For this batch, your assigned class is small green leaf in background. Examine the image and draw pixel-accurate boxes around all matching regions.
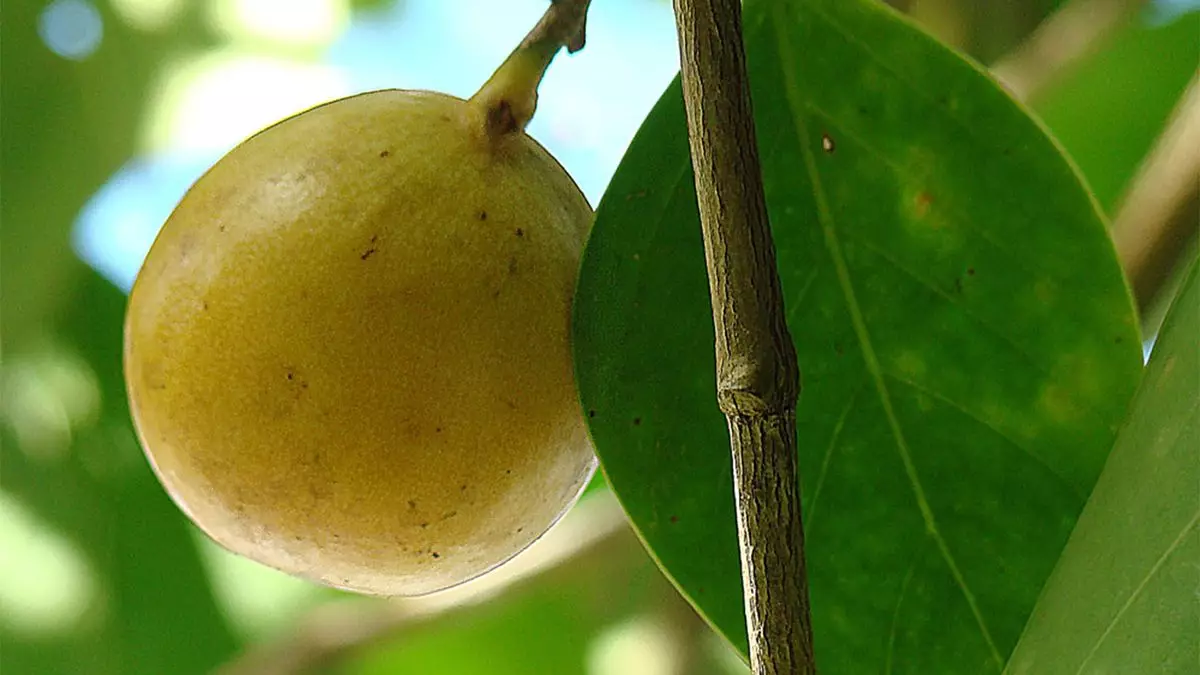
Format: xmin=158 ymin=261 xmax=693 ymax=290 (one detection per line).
xmin=1005 ymin=258 xmax=1199 ymax=674
xmin=574 ymin=0 xmax=1142 ymax=672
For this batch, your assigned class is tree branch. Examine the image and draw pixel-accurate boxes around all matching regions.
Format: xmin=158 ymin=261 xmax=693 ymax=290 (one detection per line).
xmin=1111 ymin=75 xmax=1200 ymax=312
xmin=671 ymin=1 xmax=815 ymax=674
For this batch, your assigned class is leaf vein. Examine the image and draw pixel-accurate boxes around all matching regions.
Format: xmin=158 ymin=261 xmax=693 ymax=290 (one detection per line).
xmin=883 ymin=370 xmax=1085 ymax=500
xmin=1074 ymin=511 xmax=1200 ymax=674
xmin=772 ymin=3 xmax=1003 ymax=669
xmin=802 ymin=379 xmax=864 ymax=532
xmin=885 ymin=550 xmax=923 ymax=675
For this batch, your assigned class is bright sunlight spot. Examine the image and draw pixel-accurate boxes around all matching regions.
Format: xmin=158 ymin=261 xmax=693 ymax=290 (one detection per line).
xmin=207 ymin=0 xmax=350 ymax=47
xmin=109 ymin=0 xmax=186 ymax=32
xmin=587 ymin=615 xmax=682 ymax=675
xmin=0 ymin=495 xmax=98 ymax=636
xmin=141 ymin=48 xmax=349 ymax=155
xmin=1 ymin=350 xmax=101 ymax=462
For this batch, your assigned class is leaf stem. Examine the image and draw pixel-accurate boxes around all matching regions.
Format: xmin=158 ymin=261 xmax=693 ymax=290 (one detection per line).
xmin=670 ymin=1 xmax=816 ymax=673
xmin=468 ymin=0 xmax=592 ymax=137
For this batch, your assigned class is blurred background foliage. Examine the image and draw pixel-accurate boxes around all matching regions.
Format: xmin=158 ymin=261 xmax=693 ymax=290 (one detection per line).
xmin=1 ymin=0 xmax=1196 ymax=673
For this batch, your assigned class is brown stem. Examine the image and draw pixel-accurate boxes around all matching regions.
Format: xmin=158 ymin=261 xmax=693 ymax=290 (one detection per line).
xmin=1112 ymin=75 xmax=1200 ymax=313
xmin=523 ymin=0 xmax=593 ymax=53
xmin=671 ymin=1 xmax=816 ymax=674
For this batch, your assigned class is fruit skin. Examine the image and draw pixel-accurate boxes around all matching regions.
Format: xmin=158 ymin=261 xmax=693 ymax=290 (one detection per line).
xmin=124 ymin=89 xmax=596 ymax=596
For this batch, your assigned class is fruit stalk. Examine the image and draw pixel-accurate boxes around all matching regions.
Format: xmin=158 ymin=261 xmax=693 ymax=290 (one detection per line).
xmin=671 ymin=0 xmax=817 ymax=673
xmin=469 ymin=0 xmax=593 ymax=136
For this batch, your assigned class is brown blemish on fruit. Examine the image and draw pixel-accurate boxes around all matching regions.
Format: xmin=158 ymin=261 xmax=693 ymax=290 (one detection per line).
xmin=514 ymin=228 xmax=524 ymax=237
xmin=633 ymin=417 xmax=642 ymax=426
xmin=478 ymin=210 xmax=488 ymax=221
xmin=360 ymin=234 xmax=379 ymax=260
xmin=379 ymin=150 xmax=391 ymax=158
xmin=486 ymin=99 xmax=518 ymax=135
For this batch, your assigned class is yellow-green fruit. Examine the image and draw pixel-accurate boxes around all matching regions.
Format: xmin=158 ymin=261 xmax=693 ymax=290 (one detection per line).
xmin=124 ymin=89 xmax=596 ymax=596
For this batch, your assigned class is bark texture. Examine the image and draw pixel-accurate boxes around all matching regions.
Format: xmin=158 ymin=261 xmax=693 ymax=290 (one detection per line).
xmin=671 ymin=0 xmax=817 ymax=673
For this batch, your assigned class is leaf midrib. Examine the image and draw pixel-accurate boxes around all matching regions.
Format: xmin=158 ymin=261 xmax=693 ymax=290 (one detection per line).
xmin=770 ymin=1 xmax=1004 ymax=669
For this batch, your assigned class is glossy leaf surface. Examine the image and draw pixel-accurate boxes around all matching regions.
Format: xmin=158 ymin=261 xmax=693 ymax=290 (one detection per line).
xmin=574 ymin=0 xmax=1143 ymax=671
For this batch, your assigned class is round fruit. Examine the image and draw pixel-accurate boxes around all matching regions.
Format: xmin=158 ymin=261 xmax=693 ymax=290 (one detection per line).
xmin=124 ymin=88 xmax=596 ymax=596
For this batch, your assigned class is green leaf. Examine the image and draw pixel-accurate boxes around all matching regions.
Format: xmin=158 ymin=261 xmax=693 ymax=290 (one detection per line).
xmin=573 ymin=0 xmax=1142 ymax=671
xmin=1033 ymin=12 xmax=1200 ymax=212
xmin=1005 ymin=259 xmax=1199 ymax=674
